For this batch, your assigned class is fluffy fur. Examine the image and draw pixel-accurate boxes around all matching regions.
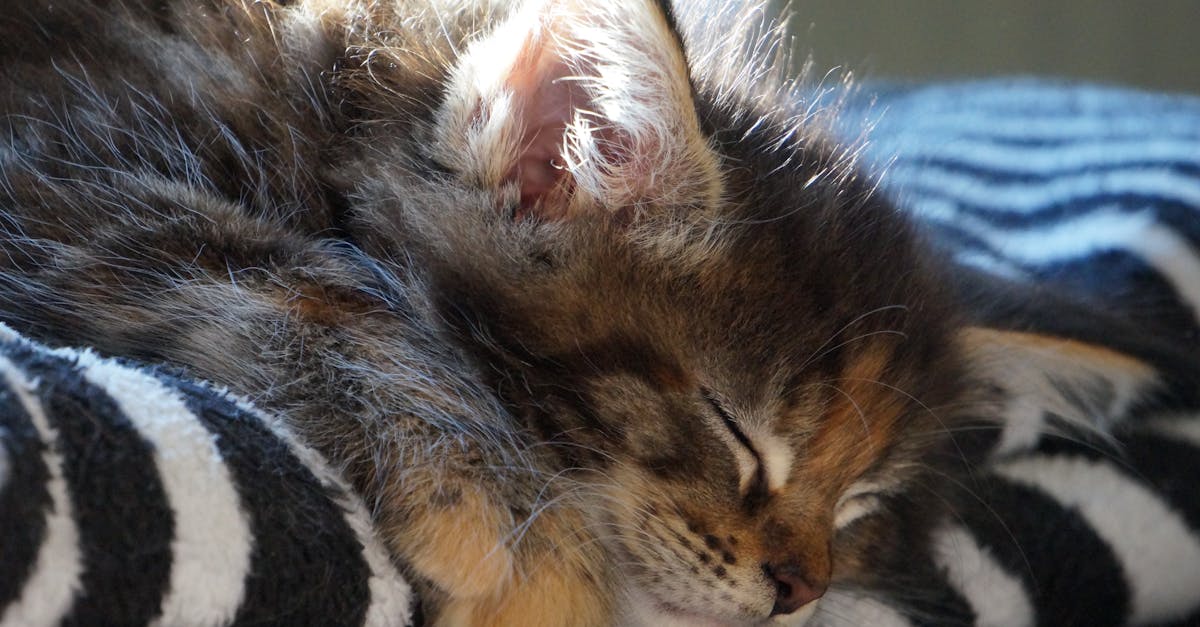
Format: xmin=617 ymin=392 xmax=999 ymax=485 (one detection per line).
xmin=0 ymin=2 xmax=1188 ymax=626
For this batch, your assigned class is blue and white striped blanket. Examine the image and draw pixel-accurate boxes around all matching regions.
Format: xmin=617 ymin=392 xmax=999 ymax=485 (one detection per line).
xmin=857 ymin=80 xmax=1200 ymax=343
xmin=2 ymin=80 xmax=1199 ymax=626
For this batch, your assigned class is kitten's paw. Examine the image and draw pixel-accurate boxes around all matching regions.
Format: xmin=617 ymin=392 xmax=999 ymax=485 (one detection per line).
xmin=399 ymin=486 xmax=518 ymax=599
xmin=433 ymin=555 xmax=610 ymax=627
xmin=396 ymin=485 xmax=611 ymax=626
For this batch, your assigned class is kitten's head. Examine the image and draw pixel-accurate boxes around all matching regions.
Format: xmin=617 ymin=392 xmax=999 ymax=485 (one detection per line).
xmin=359 ymin=0 xmax=966 ymax=622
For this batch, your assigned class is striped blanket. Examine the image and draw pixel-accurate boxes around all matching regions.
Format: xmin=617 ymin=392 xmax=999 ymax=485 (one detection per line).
xmin=2 ymin=80 xmax=1199 ymax=626
xmin=811 ymin=80 xmax=1200 ymax=627
xmin=0 ymin=325 xmax=413 ymax=627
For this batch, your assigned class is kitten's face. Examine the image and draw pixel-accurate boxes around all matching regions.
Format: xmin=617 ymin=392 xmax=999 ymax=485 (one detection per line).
xmin=433 ymin=168 xmax=963 ymax=623
xmin=369 ymin=0 xmax=964 ymax=622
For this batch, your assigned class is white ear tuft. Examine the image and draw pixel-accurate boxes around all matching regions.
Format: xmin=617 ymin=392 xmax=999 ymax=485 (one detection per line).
xmin=432 ymin=0 xmax=722 ymax=221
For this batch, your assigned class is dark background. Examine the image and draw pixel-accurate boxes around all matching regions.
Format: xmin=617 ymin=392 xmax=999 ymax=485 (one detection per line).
xmin=781 ymin=1 xmax=1200 ymax=95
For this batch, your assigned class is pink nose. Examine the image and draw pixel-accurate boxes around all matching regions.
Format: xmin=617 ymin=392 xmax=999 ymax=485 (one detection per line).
xmin=765 ymin=563 xmax=827 ymax=615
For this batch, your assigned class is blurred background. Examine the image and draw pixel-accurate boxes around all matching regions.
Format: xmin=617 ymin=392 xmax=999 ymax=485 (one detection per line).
xmin=779 ymin=1 xmax=1200 ymax=95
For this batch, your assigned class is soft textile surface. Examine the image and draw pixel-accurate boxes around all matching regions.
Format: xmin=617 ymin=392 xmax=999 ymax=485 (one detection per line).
xmin=2 ymin=80 xmax=1199 ymax=626
xmin=0 ymin=324 xmax=413 ymax=627
xmin=810 ymin=80 xmax=1200 ymax=627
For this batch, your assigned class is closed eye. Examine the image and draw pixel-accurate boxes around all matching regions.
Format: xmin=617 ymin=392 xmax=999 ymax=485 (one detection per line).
xmin=702 ymin=389 xmax=767 ymax=501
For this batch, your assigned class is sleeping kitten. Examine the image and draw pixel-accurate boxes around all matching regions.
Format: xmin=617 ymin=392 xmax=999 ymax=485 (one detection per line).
xmin=0 ymin=1 xmax=1152 ymax=625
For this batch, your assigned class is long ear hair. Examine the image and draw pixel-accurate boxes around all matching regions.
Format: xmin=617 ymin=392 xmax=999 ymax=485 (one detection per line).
xmin=955 ymin=326 xmax=1160 ymax=455
xmin=430 ymin=0 xmax=723 ymax=222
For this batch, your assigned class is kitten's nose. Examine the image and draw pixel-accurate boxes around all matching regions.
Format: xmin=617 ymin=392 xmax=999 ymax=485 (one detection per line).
xmin=764 ymin=563 xmax=827 ymax=616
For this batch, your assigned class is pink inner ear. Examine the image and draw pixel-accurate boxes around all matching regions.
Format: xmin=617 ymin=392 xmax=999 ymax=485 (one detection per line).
xmin=505 ymin=41 xmax=586 ymax=219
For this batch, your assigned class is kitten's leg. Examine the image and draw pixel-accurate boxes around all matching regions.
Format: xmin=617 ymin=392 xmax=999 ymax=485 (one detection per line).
xmin=0 ymin=181 xmax=611 ymax=625
xmin=372 ymin=448 xmax=610 ymax=626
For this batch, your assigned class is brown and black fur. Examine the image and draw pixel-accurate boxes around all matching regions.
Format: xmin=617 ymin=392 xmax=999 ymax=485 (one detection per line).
xmin=0 ymin=1 xmax=1127 ymax=625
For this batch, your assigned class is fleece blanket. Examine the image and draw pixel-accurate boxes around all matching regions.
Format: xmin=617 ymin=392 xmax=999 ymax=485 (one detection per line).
xmin=0 ymin=325 xmax=413 ymax=627
xmin=813 ymin=79 xmax=1200 ymax=627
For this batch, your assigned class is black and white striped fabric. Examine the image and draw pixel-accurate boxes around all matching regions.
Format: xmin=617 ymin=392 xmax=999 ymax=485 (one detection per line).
xmin=810 ymin=80 xmax=1200 ymax=627
xmin=0 ymin=323 xmax=414 ymax=627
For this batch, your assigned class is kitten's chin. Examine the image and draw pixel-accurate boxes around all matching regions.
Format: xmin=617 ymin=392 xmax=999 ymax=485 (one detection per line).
xmin=616 ymin=586 xmax=819 ymax=627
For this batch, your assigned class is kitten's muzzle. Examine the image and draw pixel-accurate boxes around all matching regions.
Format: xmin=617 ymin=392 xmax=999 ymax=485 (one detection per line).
xmin=764 ymin=563 xmax=827 ymax=616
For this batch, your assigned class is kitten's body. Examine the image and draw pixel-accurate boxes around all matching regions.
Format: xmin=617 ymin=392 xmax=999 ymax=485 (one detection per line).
xmin=0 ymin=1 xmax=1171 ymax=625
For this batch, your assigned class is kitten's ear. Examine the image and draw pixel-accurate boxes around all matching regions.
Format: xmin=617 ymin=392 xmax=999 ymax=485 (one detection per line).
xmin=433 ymin=0 xmax=722 ymax=221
